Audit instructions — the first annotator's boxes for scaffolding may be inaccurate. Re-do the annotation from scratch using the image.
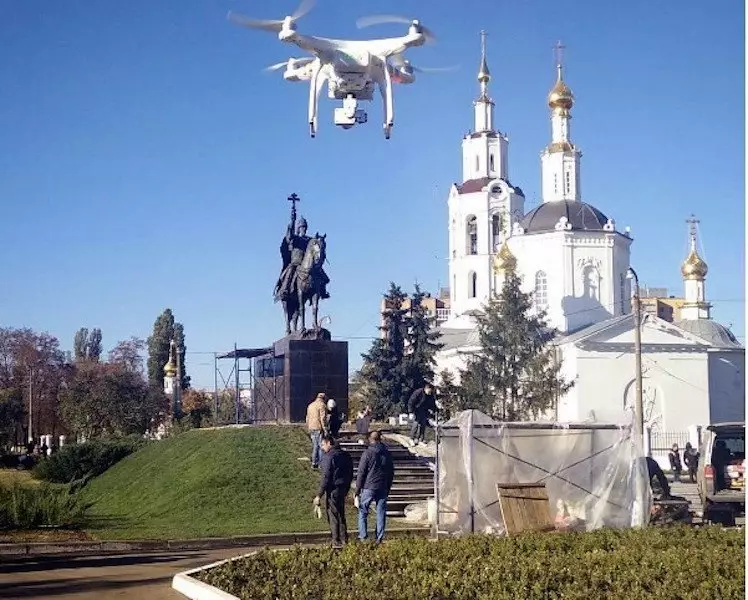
[213,345,284,424]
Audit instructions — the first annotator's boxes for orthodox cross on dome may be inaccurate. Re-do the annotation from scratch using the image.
[553,40,566,70]
[686,214,700,245]
[477,30,491,95]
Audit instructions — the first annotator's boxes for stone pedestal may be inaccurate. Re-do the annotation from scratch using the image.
[253,330,348,423]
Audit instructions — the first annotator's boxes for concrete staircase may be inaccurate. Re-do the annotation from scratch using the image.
[339,436,434,517]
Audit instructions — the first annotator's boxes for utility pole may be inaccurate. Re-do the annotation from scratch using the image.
[175,340,182,420]
[627,267,644,445]
[27,367,33,443]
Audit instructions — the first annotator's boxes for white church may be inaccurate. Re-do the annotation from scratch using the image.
[434,41,745,437]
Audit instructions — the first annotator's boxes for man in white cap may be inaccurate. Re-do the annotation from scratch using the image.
[326,398,342,438]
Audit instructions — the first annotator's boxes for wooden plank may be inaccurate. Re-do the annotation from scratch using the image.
[497,482,554,535]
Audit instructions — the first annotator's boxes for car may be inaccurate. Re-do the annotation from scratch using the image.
[697,422,745,525]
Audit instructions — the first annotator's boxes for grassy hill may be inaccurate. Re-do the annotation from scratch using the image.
[81,426,325,540]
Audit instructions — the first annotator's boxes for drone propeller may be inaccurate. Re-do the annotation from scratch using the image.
[264,57,315,72]
[390,53,458,74]
[228,0,315,33]
[355,15,436,44]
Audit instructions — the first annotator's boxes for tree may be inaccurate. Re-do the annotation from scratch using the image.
[402,285,444,398]
[147,309,190,390]
[0,327,68,440]
[73,328,103,362]
[59,361,168,439]
[108,337,146,374]
[436,369,464,421]
[459,271,573,421]
[180,389,213,428]
[359,283,409,419]
[0,388,24,451]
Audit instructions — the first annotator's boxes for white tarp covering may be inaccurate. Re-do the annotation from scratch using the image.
[435,410,651,535]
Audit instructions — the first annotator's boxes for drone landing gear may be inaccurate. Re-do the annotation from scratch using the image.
[384,123,393,140]
[309,121,316,138]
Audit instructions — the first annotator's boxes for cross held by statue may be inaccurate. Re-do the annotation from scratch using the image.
[287,193,301,217]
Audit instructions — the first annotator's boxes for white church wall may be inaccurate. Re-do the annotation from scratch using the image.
[569,347,710,431]
[707,351,746,423]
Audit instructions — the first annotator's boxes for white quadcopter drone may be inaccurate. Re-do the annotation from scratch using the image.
[228,0,451,139]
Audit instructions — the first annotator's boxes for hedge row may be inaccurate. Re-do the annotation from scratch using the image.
[0,482,89,530]
[197,526,744,600]
[33,437,148,484]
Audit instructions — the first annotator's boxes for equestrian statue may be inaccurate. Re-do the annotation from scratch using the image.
[273,194,330,336]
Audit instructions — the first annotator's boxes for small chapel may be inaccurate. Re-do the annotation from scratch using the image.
[433,38,745,435]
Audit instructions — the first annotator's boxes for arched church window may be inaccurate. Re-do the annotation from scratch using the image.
[553,174,558,195]
[475,156,480,172]
[583,266,600,302]
[535,271,548,310]
[489,154,495,172]
[565,172,571,194]
[466,216,478,255]
[468,272,477,298]
[453,275,457,301]
[491,214,502,251]
[619,273,626,314]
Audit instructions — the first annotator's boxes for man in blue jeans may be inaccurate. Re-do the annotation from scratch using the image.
[354,430,394,543]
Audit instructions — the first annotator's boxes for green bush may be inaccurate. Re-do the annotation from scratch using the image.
[197,527,745,600]
[33,437,149,484]
[0,482,89,530]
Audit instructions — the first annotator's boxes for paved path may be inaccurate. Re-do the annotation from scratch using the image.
[0,548,245,600]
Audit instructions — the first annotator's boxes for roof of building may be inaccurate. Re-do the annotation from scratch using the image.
[672,319,742,349]
[436,327,481,352]
[519,200,611,234]
[456,177,525,197]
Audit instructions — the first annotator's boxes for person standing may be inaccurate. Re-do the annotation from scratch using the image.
[407,383,436,446]
[668,443,683,483]
[306,392,328,469]
[356,406,373,445]
[314,434,354,549]
[683,442,699,483]
[326,398,342,439]
[354,431,394,543]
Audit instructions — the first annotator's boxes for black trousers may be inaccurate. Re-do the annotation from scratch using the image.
[326,488,348,546]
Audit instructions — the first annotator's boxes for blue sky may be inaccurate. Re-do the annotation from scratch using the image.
[0,0,744,390]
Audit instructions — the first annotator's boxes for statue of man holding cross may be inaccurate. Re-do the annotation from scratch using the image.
[273,193,330,334]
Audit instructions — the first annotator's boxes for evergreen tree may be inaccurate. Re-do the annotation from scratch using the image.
[436,369,464,420]
[359,283,408,419]
[459,271,573,421]
[146,309,190,390]
[402,285,443,400]
[73,328,88,361]
[73,327,103,362]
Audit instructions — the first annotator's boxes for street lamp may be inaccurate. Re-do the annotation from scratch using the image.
[626,267,644,447]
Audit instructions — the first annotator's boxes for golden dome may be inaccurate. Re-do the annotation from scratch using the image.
[548,65,573,111]
[681,248,708,280]
[164,358,177,377]
[493,241,517,273]
[164,341,177,377]
[478,55,490,84]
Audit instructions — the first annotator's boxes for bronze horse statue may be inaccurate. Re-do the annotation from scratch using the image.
[283,233,328,334]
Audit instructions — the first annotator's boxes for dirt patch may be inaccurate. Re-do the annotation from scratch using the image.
[0,529,95,543]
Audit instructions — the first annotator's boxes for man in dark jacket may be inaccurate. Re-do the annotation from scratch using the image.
[314,434,354,548]
[408,383,436,446]
[354,431,394,543]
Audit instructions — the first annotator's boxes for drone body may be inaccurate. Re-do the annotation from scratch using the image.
[229,1,444,139]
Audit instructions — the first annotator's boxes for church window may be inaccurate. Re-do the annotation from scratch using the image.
[468,272,477,298]
[489,154,495,172]
[453,275,457,300]
[466,216,478,255]
[475,156,480,172]
[535,271,548,310]
[491,214,502,251]
[565,171,571,194]
[553,174,558,195]
[619,273,625,314]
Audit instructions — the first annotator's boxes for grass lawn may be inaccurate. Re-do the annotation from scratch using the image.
[0,469,37,487]
[81,426,363,540]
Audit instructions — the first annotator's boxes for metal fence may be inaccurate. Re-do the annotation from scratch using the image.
[649,430,691,454]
